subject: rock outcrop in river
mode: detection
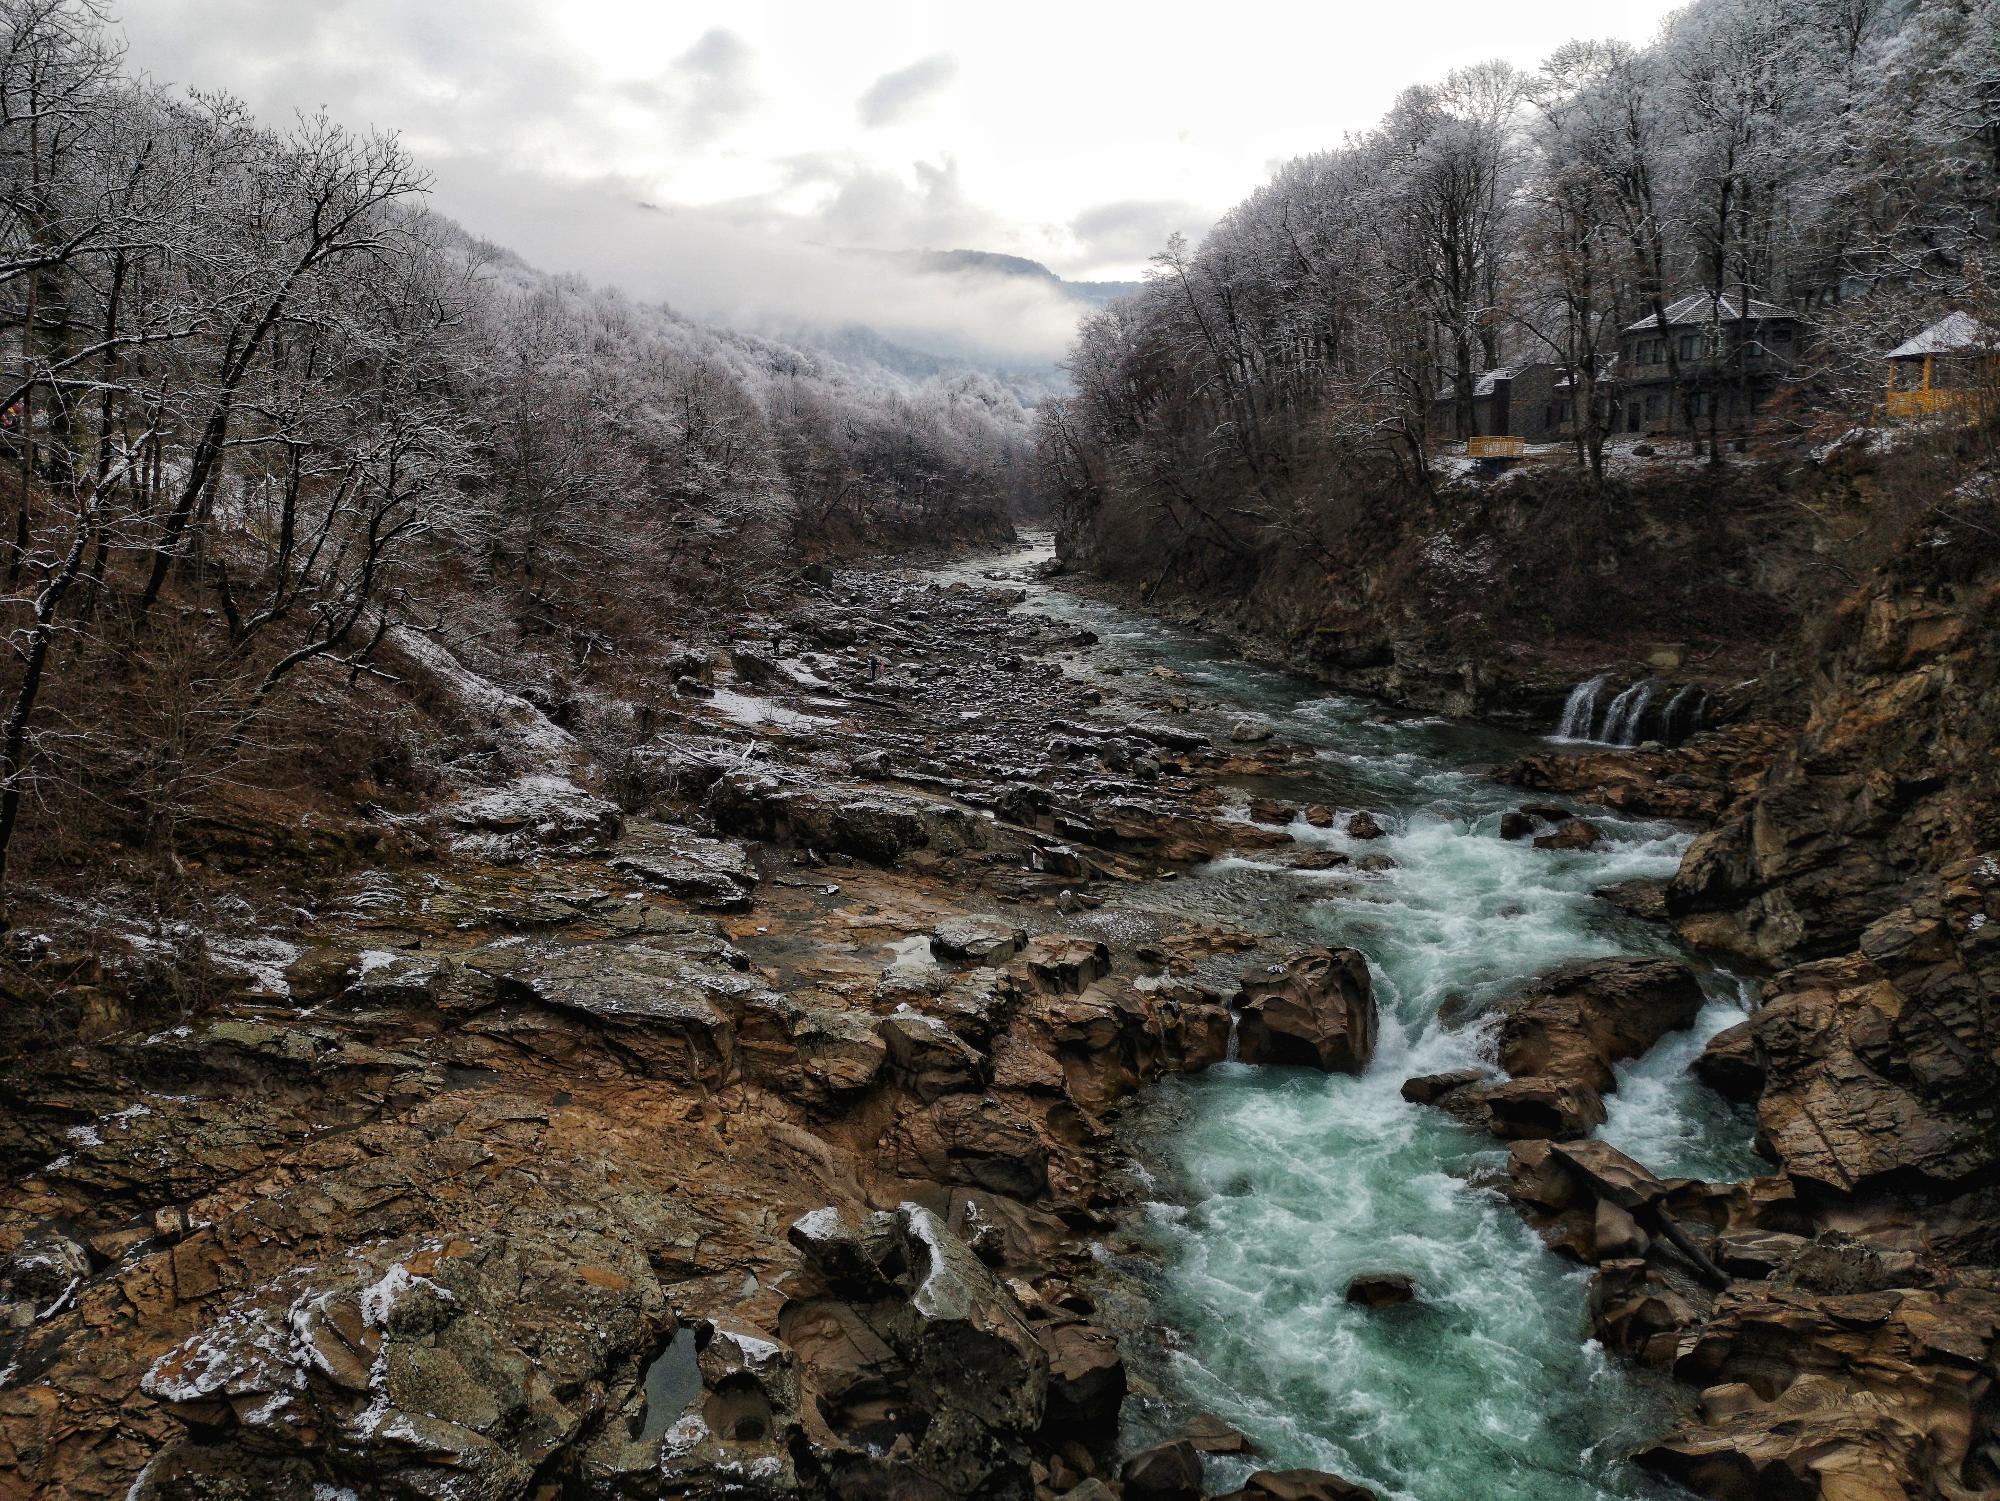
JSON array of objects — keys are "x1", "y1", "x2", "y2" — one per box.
[{"x1": 0, "y1": 562, "x2": 1369, "y2": 1501}]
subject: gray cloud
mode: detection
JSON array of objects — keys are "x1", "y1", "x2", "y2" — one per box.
[
  {"x1": 856, "y1": 53, "x2": 957, "y2": 127},
  {"x1": 427, "y1": 161, "x2": 1081, "y2": 364},
  {"x1": 113, "y1": 7, "x2": 1076, "y2": 367},
  {"x1": 621, "y1": 28, "x2": 758, "y2": 147},
  {"x1": 1067, "y1": 198, "x2": 1208, "y2": 269}
]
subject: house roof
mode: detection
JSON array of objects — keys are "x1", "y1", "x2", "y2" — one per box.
[
  {"x1": 1554, "y1": 355, "x2": 1619, "y2": 389},
  {"x1": 1436, "y1": 365, "x2": 1518, "y2": 401},
  {"x1": 1888, "y1": 311, "x2": 2000, "y2": 360},
  {"x1": 1624, "y1": 293, "x2": 1792, "y2": 333},
  {"x1": 1436, "y1": 362, "x2": 1557, "y2": 401}
]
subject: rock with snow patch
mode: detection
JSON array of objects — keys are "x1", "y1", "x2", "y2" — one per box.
[{"x1": 446, "y1": 776, "x2": 623, "y2": 863}]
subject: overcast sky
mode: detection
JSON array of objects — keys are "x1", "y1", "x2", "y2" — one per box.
[{"x1": 117, "y1": 1, "x2": 1688, "y2": 362}]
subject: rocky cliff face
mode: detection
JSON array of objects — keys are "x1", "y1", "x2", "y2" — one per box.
[
  {"x1": 1057, "y1": 461, "x2": 1815, "y2": 729},
  {"x1": 1490, "y1": 493, "x2": 2000, "y2": 1501},
  {"x1": 1669, "y1": 504, "x2": 2000, "y2": 1209}
]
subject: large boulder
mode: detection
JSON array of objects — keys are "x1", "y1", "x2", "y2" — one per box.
[
  {"x1": 779, "y1": 1204, "x2": 1050, "y2": 1498},
  {"x1": 1217, "y1": 1470, "x2": 1379, "y2": 1501},
  {"x1": 1473, "y1": 958, "x2": 1704, "y2": 1138},
  {"x1": 702, "y1": 771, "x2": 988, "y2": 864},
  {"x1": 1234, "y1": 949, "x2": 1376, "y2": 1072},
  {"x1": 607, "y1": 822, "x2": 759, "y2": 910},
  {"x1": 445, "y1": 775, "x2": 623, "y2": 863},
  {"x1": 1639, "y1": 1282, "x2": 2000, "y2": 1501}
]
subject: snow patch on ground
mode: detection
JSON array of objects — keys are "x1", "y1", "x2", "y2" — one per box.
[
  {"x1": 707, "y1": 688, "x2": 834, "y2": 732},
  {"x1": 207, "y1": 936, "x2": 302, "y2": 996},
  {"x1": 388, "y1": 624, "x2": 572, "y2": 757}
]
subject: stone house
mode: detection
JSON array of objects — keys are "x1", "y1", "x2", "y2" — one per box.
[{"x1": 1614, "y1": 293, "x2": 1802, "y2": 435}]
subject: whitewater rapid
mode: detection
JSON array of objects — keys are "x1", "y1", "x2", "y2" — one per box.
[{"x1": 936, "y1": 539, "x2": 1760, "y2": 1501}]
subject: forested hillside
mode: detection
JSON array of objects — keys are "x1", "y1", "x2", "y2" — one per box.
[
  {"x1": 1037, "y1": 0, "x2": 1998, "y2": 669},
  {"x1": 0, "y1": 0, "x2": 1031, "y2": 918}
]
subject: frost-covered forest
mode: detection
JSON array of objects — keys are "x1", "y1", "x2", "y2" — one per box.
[
  {"x1": 1037, "y1": 0, "x2": 1999, "y2": 555},
  {"x1": 0, "y1": 0, "x2": 1033, "y2": 911}
]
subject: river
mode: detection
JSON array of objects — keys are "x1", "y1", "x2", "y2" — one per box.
[{"x1": 936, "y1": 537, "x2": 1761, "y2": 1501}]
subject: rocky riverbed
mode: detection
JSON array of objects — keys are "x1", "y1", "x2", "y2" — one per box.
[{"x1": 1, "y1": 536, "x2": 1995, "y2": 1501}]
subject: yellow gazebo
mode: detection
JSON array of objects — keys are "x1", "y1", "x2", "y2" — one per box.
[{"x1": 1885, "y1": 312, "x2": 2000, "y2": 420}]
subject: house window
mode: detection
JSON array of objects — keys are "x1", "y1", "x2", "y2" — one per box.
[
  {"x1": 1678, "y1": 334, "x2": 1699, "y2": 360},
  {"x1": 1688, "y1": 392, "x2": 1709, "y2": 418},
  {"x1": 1646, "y1": 394, "x2": 1664, "y2": 420}
]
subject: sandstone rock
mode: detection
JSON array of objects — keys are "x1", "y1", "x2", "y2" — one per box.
[
  {"x1": 142, "y1": 1229, "x2": 666, "y2": 1499},
  {"x1": 1217, "y1": 1469, "x2": 1379, "y2": 1501},
  {"x1": 1022, "y1": 934, "x2": 1111, "y2": 994},
  {"x1": 1344, "y1": 1273, "x2": 1416, "y2": 1307},
  {"x1": 1477, "y1": 958, "x2": 1704, "y2": 1138},
  {"x1": 1230, "y1": 719, "x2": 1274, "y2": 744},
  {"x1": 1533, "y1": 817, "x2": 1602, "y2": 851},
  {"x1": 1692, "y1": 1019, "x2": 1763, "y2": 1101},
  {"x1": 446, "y1": 775, "x2": 623, "y2": 863},
  {"x1": 1741, "y1": 937, "x2": 2000, "y2": 1195},
  {"x1": 703, "y1": 771, "x2": 988, "y2": 864},
  {"x1": 1038, "y1": 1320, "x2": 1126, "y2": 1433},
  {"x1": 1399, "y1": 1068, "x2": 1484, "y2": 1106},
  {"x1": 1498, "y1": 810, "x2": 1536, "y2": 840},
  {"x1": 1641, "y1": 1282, "x2": 2000, "y2": 1501},
  {"x1": 1594, "y1": 877, "x2": 1670, "y2": 921},
  {"x1": 931, "y1": 915, "x2": 1027, "y2": 966},
  {"x1": 1303, "y1": 805, "x2": 1335, "y2": 828},
  {"x1": 779, "y1": 1204, "x2": 1051, "y2": 1499},
  {"x1": 878, "y1": 1010, "x2": 991, "y2": 1101},
  {"x1": 882, "y1": 1095, "x2": 1050, "y2": 1199},
  {"x1": 1122, "y1": 1439, "x2": 1204, "y2": 1500},
  {"x1": 1180, "y1": 1410, "x2": 1250, "y2": 1454},
  {"x1": 1234, "y1": 949, "x2": 1376, "y2": 1073},
  {"x1": 1346, "y1": 811, "x2": 1386, "y2": 840},
  {"x1": 1288, "y1": 848, "x2": 1352, "y2": 871},
  {"x1": 1249, "y1": 798, "x2": 1298, "y2": 826},
  {"x1": 1129, "y1": 722, "x2": 1207, "y2": 752},
  {"x1": 607, "y1": 822, "x2": 759, "y2": 910},
  {"x1": 456, "y1": 932, "x2": 754, "y2": 1083},
  {"x1": 0, "y1": 1234, "x2": 89, "y2": 1330}
]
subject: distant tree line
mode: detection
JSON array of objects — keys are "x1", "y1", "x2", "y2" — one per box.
[
  {"x1": 0, "y1": 0, "x2": 1032, "y2": 915},
  {"x1": 1036, "y1": 0, "x2": 1999, "y2": 559}
]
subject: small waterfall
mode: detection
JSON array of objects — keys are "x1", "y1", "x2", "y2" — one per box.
[
  {"x1": 1600, "y1": 679, "x2": 1660, "y2": 745},
  {"x1": 1555, "y1": 675, "x2": 1610, "y2": 740},
  {"x1": 1223, "y1": 1006, "x2": 1241, "y2": 1063},
  {"x1": 1557, "y1": 674, "x2": 1712, "y2": 748},
  {"x1": 1661, "y1": 684, "x2": 1709, "y2": 746}
]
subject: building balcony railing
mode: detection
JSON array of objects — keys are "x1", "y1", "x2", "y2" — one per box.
[{"x1": 1886, "y1": 387, "x2": 1994, "y2": 421}]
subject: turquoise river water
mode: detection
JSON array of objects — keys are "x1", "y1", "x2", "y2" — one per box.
[{"x1": 933, "y1": 540, "x2": 1762, "y2": 1501}]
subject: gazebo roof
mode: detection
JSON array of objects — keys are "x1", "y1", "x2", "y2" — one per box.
[{"x1": 1888, "y1": 311, "x2": 2000, "y2": 360}]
